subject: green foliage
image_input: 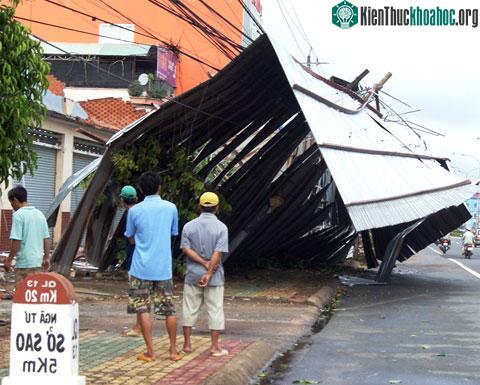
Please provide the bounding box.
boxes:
[450,229,462,237]
[147,81,168,99]
[127,80,143,97]
[111,137,230,225]
[0,3,50,189]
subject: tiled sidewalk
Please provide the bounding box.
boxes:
[0,330,251,384]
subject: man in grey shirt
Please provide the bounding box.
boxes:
[180,192,229,356]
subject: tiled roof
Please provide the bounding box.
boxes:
[79,97,147,131]
[46,74,65,97]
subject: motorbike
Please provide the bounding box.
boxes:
[439,239,450,254]
[463,243,474,259]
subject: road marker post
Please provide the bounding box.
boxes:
[2,272,85,385]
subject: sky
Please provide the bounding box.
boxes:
[262,0,480,180]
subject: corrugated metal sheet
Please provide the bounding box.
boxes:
[71,153,98,213]
[50,35,472,274]
[268,36,475,231]
[42,90,63,114]
[16,145,57,215]
[45,157,101,226]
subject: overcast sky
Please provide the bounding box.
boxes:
[263,0,480,180]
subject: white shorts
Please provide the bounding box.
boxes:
[182,284,225,330]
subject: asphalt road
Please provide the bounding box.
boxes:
[274,240,480,385]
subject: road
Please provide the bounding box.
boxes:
[273,238,480,385]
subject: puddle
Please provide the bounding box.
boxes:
[253,297,337,384]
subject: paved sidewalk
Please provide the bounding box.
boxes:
[0,330,251,384]
[0,269,335,385]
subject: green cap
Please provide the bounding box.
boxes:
[120,185,137,199]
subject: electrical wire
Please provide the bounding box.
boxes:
[33,35,238,126]
[146,0,242,60]
[94,0,159,41]
[197,0,253,44]
[14,16,155,46]
[166,0,242,58]
[237,0,265,35]
[285,0,310,47]
[43,0,221,71]
[276,0,305,59]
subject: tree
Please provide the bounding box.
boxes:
[0,0,50,189]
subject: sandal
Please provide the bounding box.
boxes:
[137,353,155,362]
[122,328,141,337]
[170,354,183,362]
[210,349,228,357]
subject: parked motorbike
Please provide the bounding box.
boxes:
[439,239,450,254]
[463,244,474,259]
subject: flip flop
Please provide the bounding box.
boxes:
[170,354,183,362]
[137,353,155,362]
[210,349,229,357]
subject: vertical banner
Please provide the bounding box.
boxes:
[156,46,177,88]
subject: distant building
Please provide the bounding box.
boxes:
[465,192,480,230]
[10,0,258,94]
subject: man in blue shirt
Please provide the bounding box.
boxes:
[125,171,182,362]
[4,186,50,284]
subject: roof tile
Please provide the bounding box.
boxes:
[79,97,147,131]
[46,74,65,97]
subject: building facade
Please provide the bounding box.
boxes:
[0,77,146,251]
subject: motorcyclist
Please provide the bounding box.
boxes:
[463,227,475,246]
[440,233,451,245]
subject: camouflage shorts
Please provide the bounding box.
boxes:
[127,277,176,317]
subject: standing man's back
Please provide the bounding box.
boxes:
[124,171,182,362]
[127,195,177,280]
[4,186,50,283]
[181,192,229,356]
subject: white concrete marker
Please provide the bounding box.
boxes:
[448,258,480,280]
[2,272,85,385]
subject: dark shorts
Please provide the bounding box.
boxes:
[127,276,176,316]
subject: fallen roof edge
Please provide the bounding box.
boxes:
[317,142,449,161]
[348,184,476,231]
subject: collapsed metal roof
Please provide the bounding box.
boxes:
[49,35,473,275]
[267,37,473,231]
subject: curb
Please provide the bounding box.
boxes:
[203,340,275,385]
[306,281,336,308]
[204,282,337,385]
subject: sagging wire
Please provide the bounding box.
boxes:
[14,16,156,45]
[44,0,221,71]
[165,0,242,59]
[237,0,265,35]
[276,0,305,59]
[33,35,238,125]
[197,0,254,44]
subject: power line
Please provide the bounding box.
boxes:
[237,0,265,35]
[285,0,310,46]
[43,0,220,71]
[94,0,159,41]
[166,0,242,58]
[33,34,239,126]
[14,16,156,46]
[145,0,241,59]
[197,0,253,44]
[276,0,305,59]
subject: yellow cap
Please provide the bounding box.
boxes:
[199,192,219,207]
